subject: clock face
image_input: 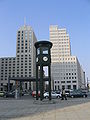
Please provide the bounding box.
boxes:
[36,57,38,62]
[43,56,48,62]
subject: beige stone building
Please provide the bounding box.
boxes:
[50,25,86,90]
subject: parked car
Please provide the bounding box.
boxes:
[5,91,15,98]
[44,91,61,99]
[69,90,87,98]
[65,89,73,97]
[32,91,40,97]
[0,91,6,97]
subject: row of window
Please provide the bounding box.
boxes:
[17,63,31,66]
[55,80,77,84]
[66,73,76,75]
[16,75,31,77]
[1,64,15,67]
[1,61,15,64]
[54,76,77,80]
[17,57,31,60]
[1,58,15,61]
[17,54,31,57]
[18,36,32,40]
[0,73,15,77]
[17,43,31,47]
[17,68,31,71]
[17,60,31,63]
[50,35,68,38]
[17,50,31,53]
[61,81,76,83]
[53,72,76,76]
[17,72,31,74]
[54,85,76,90]
[0,71,15,75]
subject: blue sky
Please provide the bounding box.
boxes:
[0,0,90,80]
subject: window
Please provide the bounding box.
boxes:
[42,48,48,54]
[18,34,20,37]
[66,73,68,75]
[37,48,40,55]
[58,85,59,90]
[21,55,23,57]
[1,78,3,80]
[18,40,20,43]
[17,55,19,57]
[55,85,56,90]
[73,85,76,89]
[25,43,27,46]
[62,85,65,89]
[72,81,76,83]
[61,81,65,83]
[29,72,31,74]
[1,88,3,91]
[67,81,71,83]
[67,85,71,89]
[1,83,3,86]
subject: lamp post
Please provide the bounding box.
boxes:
[34,41,52,101]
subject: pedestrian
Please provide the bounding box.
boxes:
[61,88,67,100]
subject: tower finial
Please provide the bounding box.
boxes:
[24,17,26,26]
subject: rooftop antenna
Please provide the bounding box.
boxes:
[24,17,26,26]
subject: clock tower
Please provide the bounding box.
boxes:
[34,41,53,100]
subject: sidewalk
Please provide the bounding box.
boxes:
[12,102,90,120]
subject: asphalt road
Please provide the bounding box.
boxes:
[0,93,90,120]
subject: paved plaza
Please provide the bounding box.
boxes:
[0,96,90,120]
